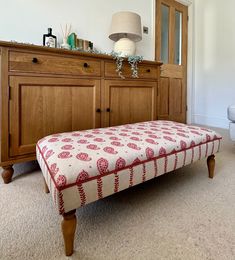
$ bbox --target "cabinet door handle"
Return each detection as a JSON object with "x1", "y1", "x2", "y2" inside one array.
[
  {"x1": 146, "y1": 69, "x2": 151, "y2": 73},
  {"x1": 106, "y1": 108, "x2": 111, "y2": 112},
  {"x1": 32, "y1": 57, "x2": 38, "y2": 63},
  {"x1": 96, "y1": 108, "x2": 101, "y2": 113},
  {"x1": 83, "y1": 62, "x2": 89, "y2": 68}
]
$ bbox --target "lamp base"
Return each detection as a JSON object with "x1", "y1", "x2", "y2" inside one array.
[{"x1": 114, "y1": 38, "x2": 136, "y2": 56}]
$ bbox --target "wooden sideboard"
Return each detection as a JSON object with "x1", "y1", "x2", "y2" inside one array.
[{"x1": 0, "y1": 41, "x2": 162, "y2": 183}]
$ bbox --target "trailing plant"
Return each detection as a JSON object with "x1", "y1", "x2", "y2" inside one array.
[
  {"x1": 111, "y1": 52, "x2": 143, "y2": 79},
  {"x1": 128, "y1": 55, "x2": 143, "y2": 78}
]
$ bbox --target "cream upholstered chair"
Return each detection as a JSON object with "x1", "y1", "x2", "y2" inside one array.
[{"x1": 228, "y1": 105, "x2": 235, "y2": 141}]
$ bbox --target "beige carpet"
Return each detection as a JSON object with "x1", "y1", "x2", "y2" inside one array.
[{"x1": 0, "y1": 127, "x2": 235, "y2": 260}]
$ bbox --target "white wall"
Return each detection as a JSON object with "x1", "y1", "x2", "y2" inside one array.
[
  {"x1": 0, "y1": 0, "x2": 155, "y2": 60},
  {"x1": 193, "y1": 0, "x2": 235, "y2": 129}
]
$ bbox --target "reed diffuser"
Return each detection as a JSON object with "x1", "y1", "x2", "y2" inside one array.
[{"x1": 60, "y1": 24, "x2": 71, "y2": 49}]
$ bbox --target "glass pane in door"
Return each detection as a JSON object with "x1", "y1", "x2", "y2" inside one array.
[
  {"x1": 174, "y1": 10, "x2": 182, "y2": 65},
  {"x1": 161, "y1": 4, "x2": 169, "y2": 64}
]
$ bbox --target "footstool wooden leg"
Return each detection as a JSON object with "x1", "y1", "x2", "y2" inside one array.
[
  {"x1": 43, "y1": 177, "x2": 50, "y2": 193},
  {"x1": 207, "y1": 154, "x2": 215, "y2": 179},
  {"x1": 2, "y1": 165, "x2": 14, "y2": 184},
  {"x1": 61, "y1": 210, "x2": 77, "y2": 256}
]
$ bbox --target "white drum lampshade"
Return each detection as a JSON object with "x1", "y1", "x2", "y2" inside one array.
[{"x1": 109, "y1": 11, "x2": 142, "y2": 56}]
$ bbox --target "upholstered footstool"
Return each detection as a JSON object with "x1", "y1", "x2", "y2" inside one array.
[{"x1": 36, "y1": 120, "x2": 222, "y2": 256}]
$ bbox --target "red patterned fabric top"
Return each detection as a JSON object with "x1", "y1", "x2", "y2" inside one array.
[{"x1": 36, "y1": 121, "x2": 222, "y2": 190}]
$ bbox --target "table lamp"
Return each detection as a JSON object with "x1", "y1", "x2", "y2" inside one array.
[{"x1": 109, "y1": 11, "x2": 142, "y2": 56}]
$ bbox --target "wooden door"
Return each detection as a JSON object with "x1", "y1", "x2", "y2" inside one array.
[
  {"x1": 156, "y1": 0, "x2": 188, "y2": 123},
  {"x1": 9, "y1": 76, "x2": 101, "y2": 156},
  {"x1": 103, "y1": 80, "x2": 157, "y2": 127}
]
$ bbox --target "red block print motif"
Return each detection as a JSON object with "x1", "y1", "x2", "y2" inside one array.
[
  {"x1": 56, "y1": 175, "x2": 67, "y2": 188},
  {"x1": 180, "y1": 140, "x2": 187, "y2": 149},
  {"x1": 191, "y1": 147, "x2": 195, "y2": 163},
  {"x1": 103, "y1": 147, "x2": 118, "y2": 154},
  {"x1": 58, "y1": 191, "x2": 65, "y2": 214},
  {"x1": 145, "y1": 139, "x2": 158, "y2": 145},
  {"x1": 76, "y1": 170, "x2": 89, "y2": 182},
  {"x1": 61, "y1": 145, "x2": 74, "y2": 150},
  {"x1": 48, "y1": 138, "x2": 59, "y2": 142},
  {"x1": 130, "y1": 137, "x2": 142, "y2": 141},
  {"x1": 144, "y1": 131, "x2": 153, "y2": 134},
  {"x1": 114, "y1": 173, "x2": 119, "y2": 193},
  {"x1": 148, "y1": 134, "x2": 160, "y2": 139},
  {"x1": 142, "y1": 163, "x2": 146, "y2": 182},
  {"x1": 62, "y1": 138, "x2": 73, "y2": 142},
  {"x1": 111, "y1": 141, "x2": 124, "y2": 147},
  {"x1": 146, "y1": 147, "x2": 154, "y2": 159},
  {"x1": 129, "y1": 167, "x2": 134, "y2": 187},
  {"x1": 58, "y1": 151, "x2": 73, "y2": 159},
  {"x1": 163, "y1": 136, "x2": 176, "y2": 142},
  {"x1": 77, "y1": 139, "x2": 88, "y2": 144},
  {"x1": 133, "y1": 157, "x2": 141, "y2": 165},
  {"x1": 104, "y1": 132, "x2": 114, "y2": 135},
  {"x1": 190, "y1": 141, "x2": 196, "y2": 147},
  {"x1": 132, "y1": 132, "x2": 141, "y2": 136},
  {"x1": 94, "y1": 138, "x2": 105, "y2": 142},
  {"x1": 162, "y1": 131, "x2": 174, "y2": 135},
  {"x1": 86, "y1": 144, "x2": 100, "y2": 150},
  {"x1": 76, "y1": 153, "x2": 92, "y2": 161},
  {"x1": 45, "y1": 150, "x2": 54, "y2": 160},
  {"x1": 206, "y1": 134, "x2": 211, "y2": 142},
  {"x1": 71, "y1": 132, "x2": 81, "y2": 137},
  {"x1": 154, "y1": 159, "x2": 158, "y2": 177},
  {"x1": 119, "y1": 133, "x2": 129, "y2": 136},
  {"x1": 174, "y1": 153, "x2": 178, "y2": 170},
  {"x1": 77, "y1": 184, "x2": 86, "y2": 206},
  {"x1": 97, "y1": 158, "x2": 109, "y2": 174},
  {"x1": 115, "y1": 157, "x2": 126, "y2": 170},
  {"x1": 159, "y1": 147, "x2": 166, "y2": 156},
  {"x1": 177, "y1": 129, "x2": 188, "y2": 133},
  {"x1": 97, "y1": 177, "x2": 103, "y2": 199},
  {"x1": 109, "y1": 137, "x2": 121, "y2": 141},
  {"x1": 84, "y1": 134, "x2": 94, "y2": 138},
  {"x1": 177, "y1": 133, "x2": 189, "y2": 138},
  {"x1": 41, "y1": 145, "x2": 48, "y2": 155},
  {"x1": 127, "y1": 143, "x2": 141, "y2": 150},
  {"x1": 190, "y1": 130, "x2": 203, "y2": 136},
  {"x1": 50, "y1": 163, "x2": 59, "y2": 177}
]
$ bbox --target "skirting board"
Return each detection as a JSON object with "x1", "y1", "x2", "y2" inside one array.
[{"x1": 193, "y1": 114, "x2": 229, "y2": 129}]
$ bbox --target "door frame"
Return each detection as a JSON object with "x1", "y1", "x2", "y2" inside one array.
[{"x1": 153, "y1": 0, "x2": 194, "y2": 124}]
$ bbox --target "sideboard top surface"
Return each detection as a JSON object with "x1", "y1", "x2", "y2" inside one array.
[{"x1": 0, "y1": 40, "x2": 163, "y2": 66}]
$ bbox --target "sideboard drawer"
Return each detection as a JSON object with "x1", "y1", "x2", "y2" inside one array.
[
  {"x1": 9, "y1": 51, "x2": 101, "y2": 76},
  {"x1": 105, "y1": 61, "x2": 158, "y2": 79}
]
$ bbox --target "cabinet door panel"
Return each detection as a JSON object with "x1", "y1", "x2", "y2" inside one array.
[
  {"x1": 104, "y1": 80, "x2": 157, "y2": 127},
  {"x1": 10, "y1": 76, "x2": 100, "y2": 156}
]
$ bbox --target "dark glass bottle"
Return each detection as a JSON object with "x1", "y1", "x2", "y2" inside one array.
[{"x1": 43, "y1": 28, "x2": 57, "y2": 48}]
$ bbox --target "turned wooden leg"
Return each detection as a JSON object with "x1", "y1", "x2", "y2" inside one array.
[
  {"x1": 61, "y1": 210, "x2": 77, "y2": 256},
  {"x1": 43, "y1": 177, "x2": 50, "y2": 193},
  {"x1": 207, "y1": 154, "x2": 215, "y2": 179},
  {"x1": 2, "y1": 165, "x2": 14, "y2": 184}
]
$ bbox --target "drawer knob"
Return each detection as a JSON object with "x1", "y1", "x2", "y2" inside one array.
[
  {"x1": 32, "y1": 57, "x2": 38, "y2": 63},
  {"x1": 146, "y1": 69, "x2": 151, "y2": 73},
  {"x1": 96, "y1": 108, "x2": 101, "y2": 113},
  {"x1": 83, "y1": 62, "x2": 89, "y2": 68},
  {"x1": 106, "y1": 108, "x2": 111, "y2": 112}
]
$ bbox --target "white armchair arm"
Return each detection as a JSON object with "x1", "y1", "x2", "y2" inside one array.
[{"x1": 228, "y1": 105, "x2": 235, "y2": 141}]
